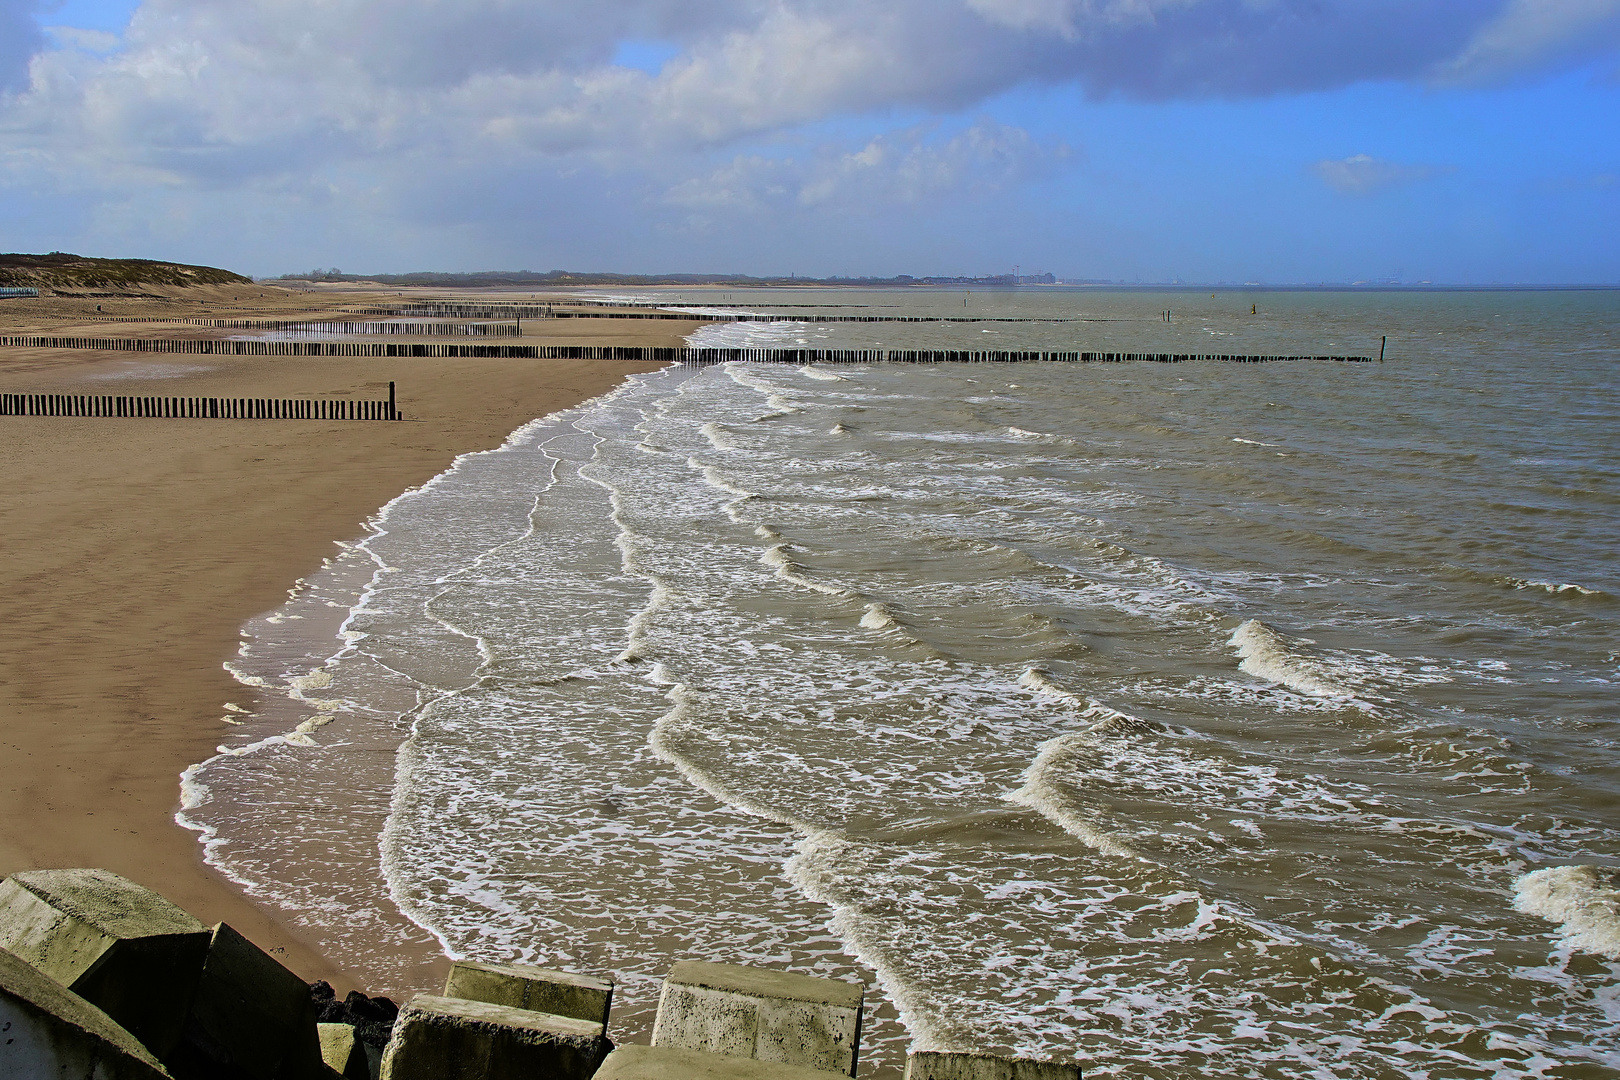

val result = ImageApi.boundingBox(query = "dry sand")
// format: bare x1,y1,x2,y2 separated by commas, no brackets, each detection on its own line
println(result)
0,284,696,988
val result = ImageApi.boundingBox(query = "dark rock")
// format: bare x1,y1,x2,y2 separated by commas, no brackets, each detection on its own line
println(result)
307,983,398,1050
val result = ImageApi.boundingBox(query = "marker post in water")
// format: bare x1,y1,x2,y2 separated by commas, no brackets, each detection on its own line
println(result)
1380,336,1387,362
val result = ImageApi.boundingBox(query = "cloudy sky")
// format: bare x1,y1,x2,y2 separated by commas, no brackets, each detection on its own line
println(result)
3,0,1618,281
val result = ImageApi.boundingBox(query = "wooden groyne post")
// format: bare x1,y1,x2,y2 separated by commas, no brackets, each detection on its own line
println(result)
0,392,400,420
0,336,1378,365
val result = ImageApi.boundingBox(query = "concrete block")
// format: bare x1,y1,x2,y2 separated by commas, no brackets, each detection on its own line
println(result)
1,944,172,1079
443,960,613,1027
318,1023,370,1080
651,962,863,1078
904,1052,1081,1080
172,922,326,1080
597,1044,848,1080
378,993,611,1080
0,868,210,1062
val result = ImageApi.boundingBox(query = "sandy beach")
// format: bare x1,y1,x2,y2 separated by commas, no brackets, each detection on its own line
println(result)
0,284,693,989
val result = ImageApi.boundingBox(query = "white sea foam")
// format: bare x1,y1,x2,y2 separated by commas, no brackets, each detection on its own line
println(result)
1232,437,1282,447
1229,618,1358,699
1016,666,1089,705
760,542,849,597
782,828,960,1053
1007,726,1139,860
799,366,847,381
699,421,739,451
1514,578,1602,597
726,363,809,418
1514,866,1620,959
686,319,825,351
1006,676,1151,860
689,457,756,502
860,602,900,630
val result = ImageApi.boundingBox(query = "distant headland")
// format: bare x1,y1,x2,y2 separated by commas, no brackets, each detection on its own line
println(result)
0,252,251,293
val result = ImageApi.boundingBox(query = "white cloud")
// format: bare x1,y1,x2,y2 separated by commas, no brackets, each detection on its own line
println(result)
1312,154,1449,195
8,2,1609,197
3,0,1598,196
1435,0,1620,85
964,0,1196,39
0,0,46,92
666,120,1070,213
0,0,1615,272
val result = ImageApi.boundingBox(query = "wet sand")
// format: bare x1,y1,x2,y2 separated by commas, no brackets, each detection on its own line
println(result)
0,284,692,988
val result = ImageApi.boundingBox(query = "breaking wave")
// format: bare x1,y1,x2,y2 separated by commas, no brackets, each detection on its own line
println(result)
1514,866,1620,959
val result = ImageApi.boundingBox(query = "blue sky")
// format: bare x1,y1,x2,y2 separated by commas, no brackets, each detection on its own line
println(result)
2,0,1618,282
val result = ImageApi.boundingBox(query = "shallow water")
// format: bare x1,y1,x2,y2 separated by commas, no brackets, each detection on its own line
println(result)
181,288,1620,1077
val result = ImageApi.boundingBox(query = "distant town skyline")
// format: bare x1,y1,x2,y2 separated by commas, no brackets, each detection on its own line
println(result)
2,0,1618,283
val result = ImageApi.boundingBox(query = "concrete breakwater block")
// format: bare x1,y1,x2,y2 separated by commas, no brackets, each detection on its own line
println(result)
651,962,863,1077
444,960,614,1027
597,1044,852,1080
318,1023,370,1080
904,1051,1081,1080
378,993,612,1080
0,868,211,1062
1,944,172,1079
172,922,325,1080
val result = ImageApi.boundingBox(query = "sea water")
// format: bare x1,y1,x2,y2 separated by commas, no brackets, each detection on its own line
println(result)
179,288,1620,1078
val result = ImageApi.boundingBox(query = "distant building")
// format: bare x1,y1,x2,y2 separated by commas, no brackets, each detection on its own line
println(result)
0,287,40,299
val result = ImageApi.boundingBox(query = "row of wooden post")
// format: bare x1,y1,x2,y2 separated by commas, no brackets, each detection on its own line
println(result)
1,383,398,420
0,336,1375,364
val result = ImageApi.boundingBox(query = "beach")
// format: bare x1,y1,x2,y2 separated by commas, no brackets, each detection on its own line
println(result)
0,284,691,989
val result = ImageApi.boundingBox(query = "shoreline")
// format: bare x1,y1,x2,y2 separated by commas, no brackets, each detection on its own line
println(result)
0,284,694,991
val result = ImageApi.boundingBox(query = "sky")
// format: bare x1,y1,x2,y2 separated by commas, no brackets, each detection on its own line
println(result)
2,0,1618,282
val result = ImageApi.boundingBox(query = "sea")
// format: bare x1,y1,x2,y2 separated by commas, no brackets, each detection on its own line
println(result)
178,287,1620,1079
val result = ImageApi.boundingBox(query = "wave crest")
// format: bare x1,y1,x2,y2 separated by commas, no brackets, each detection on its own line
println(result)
1514,865,1620,959
1229,619,1356,699
860,602,900,630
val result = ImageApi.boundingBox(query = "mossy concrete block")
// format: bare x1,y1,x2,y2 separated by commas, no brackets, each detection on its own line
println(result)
0,868,210,1061
443,960,613,1027
651,962,863,1077
318,1023,370,1080
378,993,611,1080
597,1044,848,1080
1,945,172,1079
904,1052,1081,1080
173,922,325,1080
